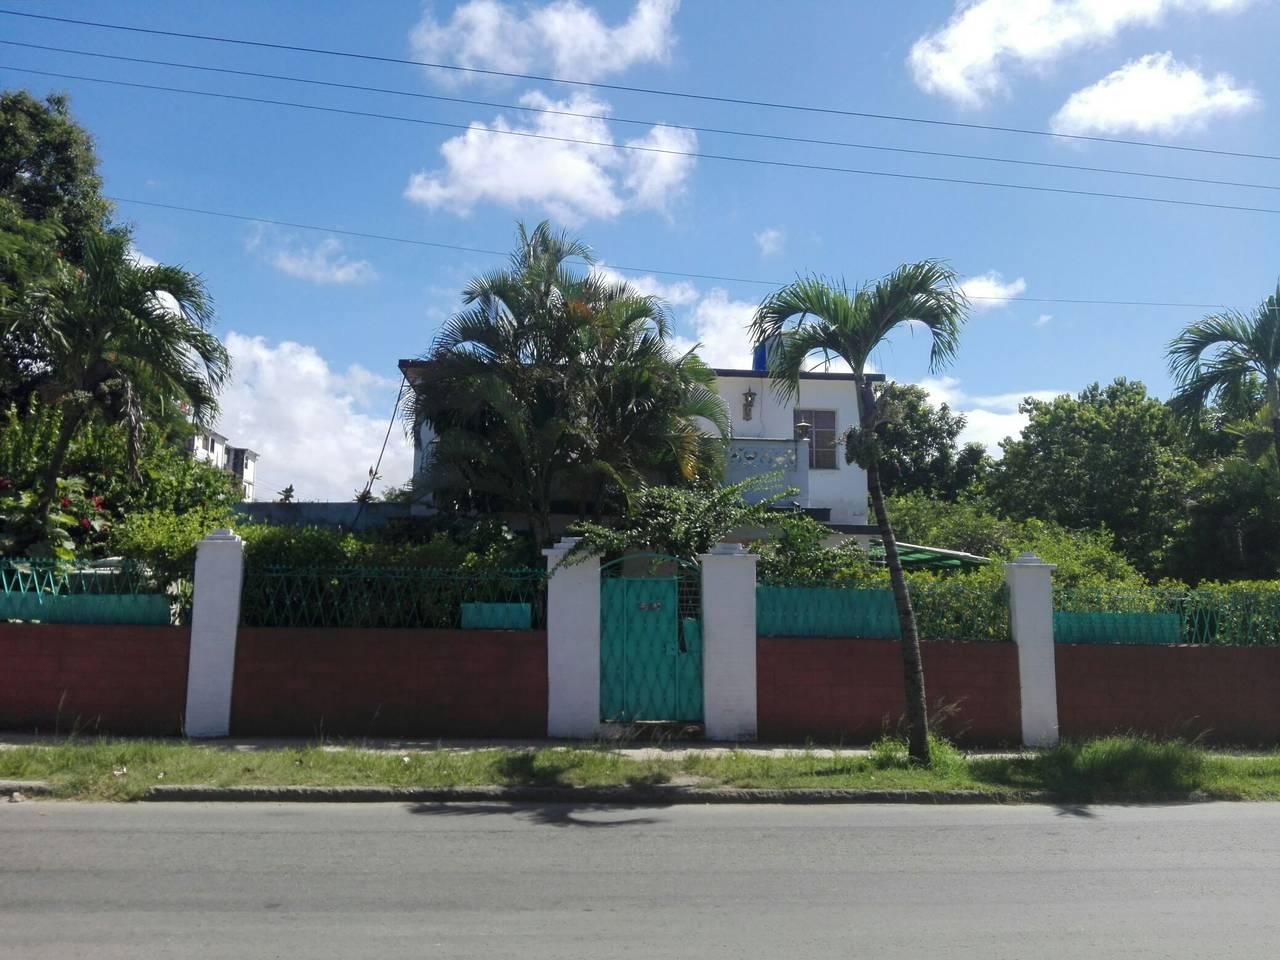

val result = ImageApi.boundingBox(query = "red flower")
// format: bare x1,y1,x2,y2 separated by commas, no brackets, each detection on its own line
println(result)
0,476,10,490
92,496,104,512
79,517,91,529
60,497,72,508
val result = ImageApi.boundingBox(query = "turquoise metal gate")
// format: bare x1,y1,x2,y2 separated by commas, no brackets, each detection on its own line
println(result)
600,554,702,723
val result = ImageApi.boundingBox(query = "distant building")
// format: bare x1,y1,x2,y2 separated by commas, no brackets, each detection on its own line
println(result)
190,426,259,501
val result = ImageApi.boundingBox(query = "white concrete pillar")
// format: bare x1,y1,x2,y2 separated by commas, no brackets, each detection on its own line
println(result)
1006,551,1059,747
185,529,245,738
543,537,601,739
699,541,759,741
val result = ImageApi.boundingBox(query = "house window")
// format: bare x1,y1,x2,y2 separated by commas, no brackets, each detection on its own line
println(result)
794,409,837,469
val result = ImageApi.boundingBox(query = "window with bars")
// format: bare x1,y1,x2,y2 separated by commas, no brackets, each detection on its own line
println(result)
794,409,838,469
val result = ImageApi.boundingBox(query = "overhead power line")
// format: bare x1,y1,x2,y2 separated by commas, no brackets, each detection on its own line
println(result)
2,6,1279,163
14,65,1280,219
105,196,1226,310
5,39,1279,195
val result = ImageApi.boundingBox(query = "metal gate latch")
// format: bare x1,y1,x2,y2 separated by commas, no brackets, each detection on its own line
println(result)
637,601,664,611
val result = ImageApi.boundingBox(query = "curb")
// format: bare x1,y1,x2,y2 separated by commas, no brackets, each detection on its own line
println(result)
143,784,1034,804
1,779,53,797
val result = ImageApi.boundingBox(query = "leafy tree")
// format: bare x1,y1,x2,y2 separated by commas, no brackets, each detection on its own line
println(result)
1169,458,1280,583
986,379,1195,577
276,484,296,504
1169,286,1280,466
887,492,1146,588
0,91,111,250
751,262,968,764
568,478,778,562
407,221,729,545
873,382,989,499
4,229,229,518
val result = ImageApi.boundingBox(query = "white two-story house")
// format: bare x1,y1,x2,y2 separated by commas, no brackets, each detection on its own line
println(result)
710,346,878,526
401,346,877,529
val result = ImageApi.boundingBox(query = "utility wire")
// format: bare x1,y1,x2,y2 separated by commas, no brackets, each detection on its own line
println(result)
14,66,1280,219
5,39,1278,195
106,195,1226,309
3,7,1280,163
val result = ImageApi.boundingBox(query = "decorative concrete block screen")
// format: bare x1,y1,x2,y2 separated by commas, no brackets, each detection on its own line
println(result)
238,565,546,630
0,558,175,625
757,580,1009,642
1054,587,1280,646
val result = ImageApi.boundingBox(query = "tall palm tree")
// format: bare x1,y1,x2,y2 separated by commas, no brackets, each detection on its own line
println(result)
1169,285,1280,465
6,229,228,511
407,221,729,544
750,263,968,764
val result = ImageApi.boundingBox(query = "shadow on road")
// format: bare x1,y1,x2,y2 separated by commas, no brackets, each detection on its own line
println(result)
404,801,669,828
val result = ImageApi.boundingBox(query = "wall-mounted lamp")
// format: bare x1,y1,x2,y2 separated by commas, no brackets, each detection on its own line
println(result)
795,420,812,441
742,387,757,421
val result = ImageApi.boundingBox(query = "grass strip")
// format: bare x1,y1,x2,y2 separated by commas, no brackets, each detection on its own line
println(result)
1,736,1279,803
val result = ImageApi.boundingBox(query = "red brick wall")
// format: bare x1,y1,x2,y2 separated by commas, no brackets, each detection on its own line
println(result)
231,628,547,738
0,624,189,735
1056,644,1280,744
758,637,1022,745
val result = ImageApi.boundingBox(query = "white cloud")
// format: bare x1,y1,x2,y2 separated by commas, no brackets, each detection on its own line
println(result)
1051,52,1259,135
403,90,696,223
246,227,376,285
959,271,1027,310
215,333,412,501
921,375,1065,452
754,227,784,257
909,0,1254,107
409,0,680,83
671,289,758,368
1035,313,1053,327
591,265,699,306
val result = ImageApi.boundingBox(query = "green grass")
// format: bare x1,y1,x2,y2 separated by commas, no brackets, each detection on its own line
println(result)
3,735,1280,803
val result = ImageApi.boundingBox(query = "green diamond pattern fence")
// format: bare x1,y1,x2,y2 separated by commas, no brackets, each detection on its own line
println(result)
1054,587,1280,646
0,558,176,625
238,565,546,629
757,579,1010,642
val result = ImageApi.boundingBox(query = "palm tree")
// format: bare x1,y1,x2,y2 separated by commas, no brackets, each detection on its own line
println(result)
750,263,968,764
1169,285,1280,465
7,229,228,512
406,221,729,545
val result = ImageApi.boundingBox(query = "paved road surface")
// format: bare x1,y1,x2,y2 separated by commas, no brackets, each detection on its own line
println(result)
3,801,1279,959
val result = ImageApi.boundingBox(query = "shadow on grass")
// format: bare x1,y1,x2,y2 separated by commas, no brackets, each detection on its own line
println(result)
970,737,1210,806
404,802,667,828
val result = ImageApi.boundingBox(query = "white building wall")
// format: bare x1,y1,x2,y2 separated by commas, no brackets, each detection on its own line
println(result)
714,372,867,525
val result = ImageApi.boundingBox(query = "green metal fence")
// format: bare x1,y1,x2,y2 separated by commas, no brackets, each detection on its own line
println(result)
1054,587,1280,646
0,557,176,625
757,579,1009,641
238,565,547,629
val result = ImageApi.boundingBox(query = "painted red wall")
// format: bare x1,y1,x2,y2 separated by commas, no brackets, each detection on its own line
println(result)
231,628,548,738
0,624,189,735
1056,644,1280,744
757,637,1022,745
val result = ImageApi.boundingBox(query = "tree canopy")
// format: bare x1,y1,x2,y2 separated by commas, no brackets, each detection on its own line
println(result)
406,221,730,545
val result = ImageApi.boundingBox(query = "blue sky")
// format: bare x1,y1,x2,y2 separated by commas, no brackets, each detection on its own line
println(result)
4,0,1279,498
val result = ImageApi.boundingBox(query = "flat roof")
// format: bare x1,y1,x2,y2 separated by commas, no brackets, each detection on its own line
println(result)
713,368,886,382
399,358,885,383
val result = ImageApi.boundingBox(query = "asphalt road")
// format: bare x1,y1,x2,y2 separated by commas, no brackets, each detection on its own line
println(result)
3,801,1279,959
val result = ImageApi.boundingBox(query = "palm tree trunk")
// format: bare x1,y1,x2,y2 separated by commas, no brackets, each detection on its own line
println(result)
38,407,83,514
866,457,931,764
1267,376,1280,467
